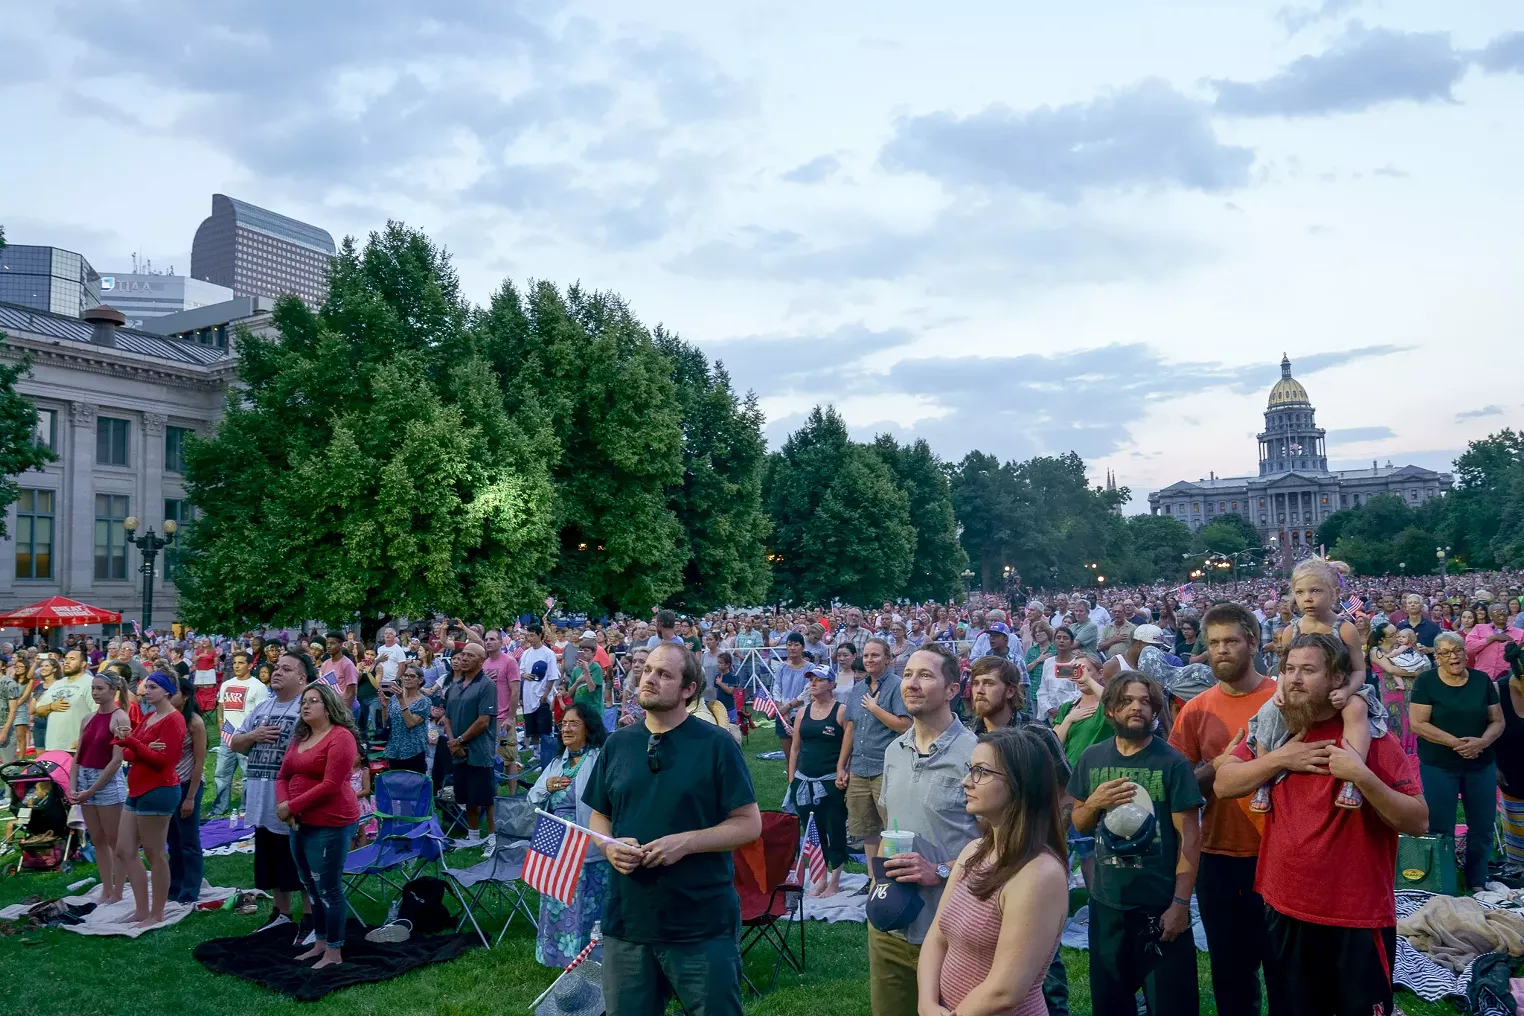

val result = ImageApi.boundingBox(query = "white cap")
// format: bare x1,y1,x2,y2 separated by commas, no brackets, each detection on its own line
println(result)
1131,623,1167,647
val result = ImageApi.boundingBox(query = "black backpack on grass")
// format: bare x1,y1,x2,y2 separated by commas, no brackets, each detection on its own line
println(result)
396,876,452,935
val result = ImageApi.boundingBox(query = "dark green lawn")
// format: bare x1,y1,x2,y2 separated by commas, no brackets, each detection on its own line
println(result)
0,748,1455,1015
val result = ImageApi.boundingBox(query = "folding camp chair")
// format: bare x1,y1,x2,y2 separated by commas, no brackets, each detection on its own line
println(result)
343,769,447,915
442,793,539,946
734,810,806,995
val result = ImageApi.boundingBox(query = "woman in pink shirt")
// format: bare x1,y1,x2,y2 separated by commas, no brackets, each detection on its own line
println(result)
276,682,360,969
917,727,1069,1016
1467,602,1524,679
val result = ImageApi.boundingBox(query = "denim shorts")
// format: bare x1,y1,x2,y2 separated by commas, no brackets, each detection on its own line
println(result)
78,766,127,807
125,784,181,817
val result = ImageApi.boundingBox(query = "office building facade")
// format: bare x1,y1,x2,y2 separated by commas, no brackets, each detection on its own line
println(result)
0,300,236,629
191,193,336,308
97,273,234,330
0,245,102,317
1148,356,1452,558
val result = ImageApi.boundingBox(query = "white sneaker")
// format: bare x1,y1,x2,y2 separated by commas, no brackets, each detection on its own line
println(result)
483,834,496,852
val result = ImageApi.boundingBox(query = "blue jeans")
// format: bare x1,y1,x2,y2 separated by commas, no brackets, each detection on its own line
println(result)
290,823,357,948
166,780,204,904
1420,760,1497,889
211,746,245,816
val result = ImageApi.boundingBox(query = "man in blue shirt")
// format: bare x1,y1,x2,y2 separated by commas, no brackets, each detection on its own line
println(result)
1393,593,1442,658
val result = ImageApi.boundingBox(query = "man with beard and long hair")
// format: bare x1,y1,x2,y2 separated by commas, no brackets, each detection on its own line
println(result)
584,643,761,1016
1216,633,1427,1016
1068,672,1202,1016
1167,602,1278,1016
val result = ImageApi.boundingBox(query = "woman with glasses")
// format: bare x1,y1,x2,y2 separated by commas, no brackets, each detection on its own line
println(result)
1409,631,1505,889
527,700,609,968
917,726,1068,1016
379,663,431,773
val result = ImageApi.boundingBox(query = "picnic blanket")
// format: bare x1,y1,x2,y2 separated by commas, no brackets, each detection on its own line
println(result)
194,917,480,1000
1398,894,1524,972
200,816,256,854
786,873,870,923
1395,889,1517,1014
0,881,236,937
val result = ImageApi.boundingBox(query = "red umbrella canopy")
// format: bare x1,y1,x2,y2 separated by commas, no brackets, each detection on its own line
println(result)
0,596,123,628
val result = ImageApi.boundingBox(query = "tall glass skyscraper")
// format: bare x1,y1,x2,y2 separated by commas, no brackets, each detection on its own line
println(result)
0,245,102,317
190,194,336,308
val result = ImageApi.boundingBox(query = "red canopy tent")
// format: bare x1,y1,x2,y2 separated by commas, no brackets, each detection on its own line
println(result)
0,595,122,630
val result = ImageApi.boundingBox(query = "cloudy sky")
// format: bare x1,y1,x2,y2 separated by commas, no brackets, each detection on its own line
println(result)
5,1,1521,509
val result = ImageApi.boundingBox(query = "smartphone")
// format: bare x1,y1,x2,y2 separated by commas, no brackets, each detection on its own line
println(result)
1056,663,1078,680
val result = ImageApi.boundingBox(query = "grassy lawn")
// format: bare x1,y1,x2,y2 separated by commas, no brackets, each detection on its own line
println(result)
0,746,1456,1016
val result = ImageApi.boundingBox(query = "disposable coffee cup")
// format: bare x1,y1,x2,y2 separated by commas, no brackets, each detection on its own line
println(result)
880,830,916,856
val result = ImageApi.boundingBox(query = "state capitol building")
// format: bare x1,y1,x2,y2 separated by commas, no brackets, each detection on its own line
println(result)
1147,356,1452,558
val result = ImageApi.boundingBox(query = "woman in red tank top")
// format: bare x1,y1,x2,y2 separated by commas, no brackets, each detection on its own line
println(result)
112,672,186,928
917,727,1070,1016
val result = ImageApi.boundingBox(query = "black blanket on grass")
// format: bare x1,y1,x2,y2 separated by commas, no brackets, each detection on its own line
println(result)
193,918,479,1001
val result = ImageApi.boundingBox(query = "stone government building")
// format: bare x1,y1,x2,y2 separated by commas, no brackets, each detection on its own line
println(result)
1147,356,1452,560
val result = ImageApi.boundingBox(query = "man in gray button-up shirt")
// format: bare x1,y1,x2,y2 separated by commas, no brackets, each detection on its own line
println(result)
871,643,980,1016
843,637,911,862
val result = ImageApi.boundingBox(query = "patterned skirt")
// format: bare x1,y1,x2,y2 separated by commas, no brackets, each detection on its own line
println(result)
535,859,609,968
1500,792,1524,866
1379,670,1417,757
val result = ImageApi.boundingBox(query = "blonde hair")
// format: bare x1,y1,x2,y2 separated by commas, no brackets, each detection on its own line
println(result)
1291,556,1350,591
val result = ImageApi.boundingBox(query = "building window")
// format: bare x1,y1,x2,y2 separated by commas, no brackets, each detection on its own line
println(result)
1218,501,1225,511
1231,501,1238,511
33,408,57,452
1259,498,1266,507
1164,504,1171,514
1192,503,1200,513
1409,489,1418,500
1321,495,1328,504
165,426,193,474
94,493,130,580
164,498,193,581
1260,514,1268,524
97,417,130,466
14,489,54,579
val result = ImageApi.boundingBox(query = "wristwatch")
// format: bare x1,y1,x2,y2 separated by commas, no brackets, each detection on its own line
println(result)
935,862,951,881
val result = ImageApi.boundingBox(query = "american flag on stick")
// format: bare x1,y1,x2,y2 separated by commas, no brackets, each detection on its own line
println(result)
220,720,235,748
1342,596,1363,615
753,684,792,735
791,812,826,888
525,812,590,906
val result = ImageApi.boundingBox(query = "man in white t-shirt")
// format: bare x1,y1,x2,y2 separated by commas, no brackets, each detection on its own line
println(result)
375,627,408,683
211,650,270,817
34,648,95,752
518,625,561,770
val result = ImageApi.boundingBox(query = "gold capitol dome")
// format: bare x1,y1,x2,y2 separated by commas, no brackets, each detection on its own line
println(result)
1266,353,1311,409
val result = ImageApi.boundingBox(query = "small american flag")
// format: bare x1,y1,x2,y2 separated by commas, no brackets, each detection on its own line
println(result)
220,720,235,748
796,812,826,888
1342,596,1362,615
525,813,589,905
756,692,779,720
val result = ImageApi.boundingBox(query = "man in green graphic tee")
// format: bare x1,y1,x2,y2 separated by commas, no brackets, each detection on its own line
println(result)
1068,671,1202,1016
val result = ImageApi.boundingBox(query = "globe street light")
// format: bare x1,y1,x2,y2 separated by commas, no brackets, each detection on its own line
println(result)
1436,546,1449,590
123,516,178,632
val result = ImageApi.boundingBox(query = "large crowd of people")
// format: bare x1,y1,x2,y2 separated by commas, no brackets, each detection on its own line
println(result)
1,564,1522,1013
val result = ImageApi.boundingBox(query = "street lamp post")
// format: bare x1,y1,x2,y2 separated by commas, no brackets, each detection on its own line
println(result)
123,516,178,631
1436,546,1449,591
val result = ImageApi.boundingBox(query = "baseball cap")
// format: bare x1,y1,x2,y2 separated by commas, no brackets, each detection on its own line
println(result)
866,856,925,933
806,664,834,682
530,660,548,679
987,622,1013,637
1131,624,1167,647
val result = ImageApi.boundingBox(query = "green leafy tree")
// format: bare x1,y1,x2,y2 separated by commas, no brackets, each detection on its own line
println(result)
1193,512,1263,557
800,446,914,604
178,224,556,630
655,329,771,611
950,451,1024,590
764,406,853,603
1124,514,1195,582
869,435,967,601
476,282,685,615
0,224,60,538
1450,430,1524,568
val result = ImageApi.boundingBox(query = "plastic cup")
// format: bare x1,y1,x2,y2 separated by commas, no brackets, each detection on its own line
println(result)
880,830,916,856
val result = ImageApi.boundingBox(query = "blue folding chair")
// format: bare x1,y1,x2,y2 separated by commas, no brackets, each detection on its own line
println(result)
343,770,447,917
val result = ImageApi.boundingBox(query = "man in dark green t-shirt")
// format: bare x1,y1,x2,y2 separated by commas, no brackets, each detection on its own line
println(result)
1069,671,1202,1016
584,642,760,1016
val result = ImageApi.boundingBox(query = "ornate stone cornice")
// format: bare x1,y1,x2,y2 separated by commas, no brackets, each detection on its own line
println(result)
69,402,96,427
144,413,167,436
0,336,228,391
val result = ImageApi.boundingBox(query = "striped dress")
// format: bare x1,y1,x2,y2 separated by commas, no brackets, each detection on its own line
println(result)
937,862,1053,1016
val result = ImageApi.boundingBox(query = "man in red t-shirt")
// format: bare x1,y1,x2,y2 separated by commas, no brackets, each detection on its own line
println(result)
1167,603,1278,1016
1216,632,1427,1016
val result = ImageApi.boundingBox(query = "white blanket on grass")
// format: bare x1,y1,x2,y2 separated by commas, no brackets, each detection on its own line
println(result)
0,880,238,937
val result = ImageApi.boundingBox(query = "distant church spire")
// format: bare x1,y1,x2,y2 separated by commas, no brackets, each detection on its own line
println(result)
1281,353,1292,379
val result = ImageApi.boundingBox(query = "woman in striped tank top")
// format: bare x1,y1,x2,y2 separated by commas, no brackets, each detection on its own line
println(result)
916,727,1069,1016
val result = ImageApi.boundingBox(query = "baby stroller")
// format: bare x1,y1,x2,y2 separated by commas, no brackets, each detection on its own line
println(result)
0,750,81,875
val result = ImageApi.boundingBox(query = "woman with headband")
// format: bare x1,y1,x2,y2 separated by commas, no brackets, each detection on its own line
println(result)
112,670,186,928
